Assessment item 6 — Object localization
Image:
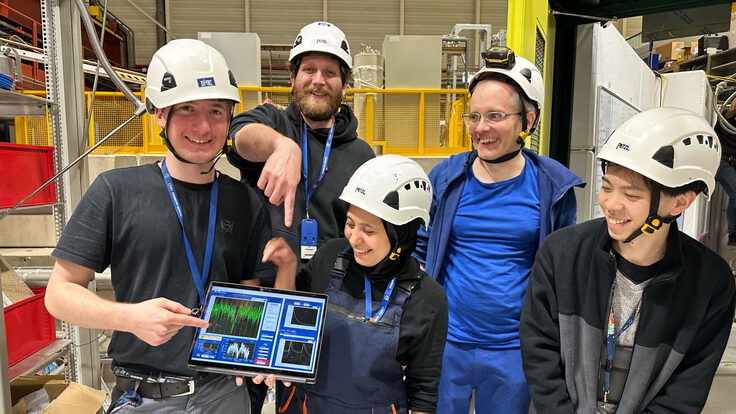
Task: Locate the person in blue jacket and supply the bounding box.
[414,46,584,413]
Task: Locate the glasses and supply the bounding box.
[462,111,522,126]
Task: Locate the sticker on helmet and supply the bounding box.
[197,77,216,87]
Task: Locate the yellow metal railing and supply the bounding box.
[16,87,472,157]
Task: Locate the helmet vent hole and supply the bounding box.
[404,184,411,191]
[228,71,237,87]
[683,137,691,146]
[707,136,713,148]
[383,191,399,210]
[341,40,349,53]
[414,180,420,188]
[652,145,675,169]
[161,72,177,91]
[520,68,532,82]
[697,135,704,144]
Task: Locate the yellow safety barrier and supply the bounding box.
[16,87,472,157]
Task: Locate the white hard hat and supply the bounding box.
[289,21,352,68]
[597,107,721,197]
[339,155,431,227]
[469,47,544,130]
[145,39,240,113]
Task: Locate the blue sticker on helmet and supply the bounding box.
[197,77,216,87]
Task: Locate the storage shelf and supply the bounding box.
[710,61,736,75]
[0,89,53,116]
[8,339,70,381]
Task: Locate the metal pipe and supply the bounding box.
[549,9,616,23]
[73,0,145,112]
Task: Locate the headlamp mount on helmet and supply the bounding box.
[481,47,516,70]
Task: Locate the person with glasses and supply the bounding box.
[414,47,583,413]
[520,107,735,413]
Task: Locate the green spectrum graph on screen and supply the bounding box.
[208,297,265,338]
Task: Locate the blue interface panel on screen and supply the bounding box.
[188,281,328,383]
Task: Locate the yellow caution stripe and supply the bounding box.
[116,71,147,83]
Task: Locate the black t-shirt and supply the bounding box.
[227,103,375,272]
[296,238,448,413]
[52,163,275,375]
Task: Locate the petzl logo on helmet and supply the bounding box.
[355,187,366,195]
[197,77,216,87]
[616,142,630,151]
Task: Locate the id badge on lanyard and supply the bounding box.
[300,122,334,260]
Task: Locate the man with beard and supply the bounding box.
[226,21,374,412]
[414,47,583,413]
[228,21,374,278]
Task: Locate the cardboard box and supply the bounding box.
[655,41,698,61]
[10,376,65,414]
[10,375,64,406]
[44,382,106,413]
[10,376,105,414]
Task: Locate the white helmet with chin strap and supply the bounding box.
[289,21,352,68]
[339,155,431,228]
[468,47,544,164]
[597,107,721,242]
[146,39,240,165]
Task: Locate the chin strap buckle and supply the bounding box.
[640,215,663,236]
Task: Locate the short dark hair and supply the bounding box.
[289,52,351,86]
[602,161,707,197]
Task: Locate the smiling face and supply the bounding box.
[344,205,391,267]
[291,54,346,126]
[469,79,531,162]
[155,100,229,164]
[598,165,654,243]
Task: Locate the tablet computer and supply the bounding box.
[188,281,328,384]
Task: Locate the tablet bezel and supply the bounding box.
[187,281,328,384]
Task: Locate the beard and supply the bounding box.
[292,85,343,122]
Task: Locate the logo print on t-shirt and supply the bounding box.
[221,220,233,234]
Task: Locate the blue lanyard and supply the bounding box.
[364,275,397,324]
[161,160,218,306]
[302,122,334,218]
[603,280,641,402]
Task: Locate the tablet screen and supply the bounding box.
[188,282,328,383]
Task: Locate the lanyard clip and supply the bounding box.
[191,306,203,317]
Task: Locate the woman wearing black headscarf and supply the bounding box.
[264,155,448,414]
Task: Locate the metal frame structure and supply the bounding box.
[0,1,101,410]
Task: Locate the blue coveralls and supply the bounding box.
[279,250,410,413]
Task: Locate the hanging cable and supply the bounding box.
[82,0,109,155]
[714,81,736,136]
[72,0,145,112]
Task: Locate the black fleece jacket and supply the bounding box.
[227,102,375,276]
[298,238,448,413]
[520,218,735,414]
